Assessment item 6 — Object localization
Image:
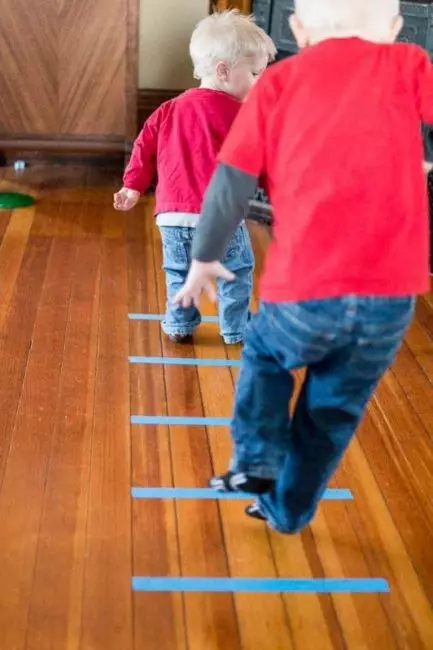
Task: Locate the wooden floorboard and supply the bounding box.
[0,165,432,649]
[24,238,101,650]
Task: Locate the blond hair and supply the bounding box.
[295,0,400,43]
[190,9,277,80]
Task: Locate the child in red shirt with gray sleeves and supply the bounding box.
[114,10,276,344]
[175,0,432,533]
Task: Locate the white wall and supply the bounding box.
[139,0,209,89]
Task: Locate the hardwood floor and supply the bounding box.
[0,164,432,649]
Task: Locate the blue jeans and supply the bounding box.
[229,296,415,533]
[159,224,254,343]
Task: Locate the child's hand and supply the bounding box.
[173,260,235,308]
[113,187,140,211]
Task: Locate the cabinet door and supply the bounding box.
[0,0,137,143]
[0,0,58,134]
[59,0,127,137]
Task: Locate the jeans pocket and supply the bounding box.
[361,297,415,338]
[223,225,254,268]
[224,227,244,260]
[262,303,337,367]
[159,227,193,270]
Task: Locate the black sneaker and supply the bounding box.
[167,333,193,344]
[209,471,274,495]
[245,502,267,521]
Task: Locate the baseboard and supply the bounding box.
[0,134,128,153]
[137,88,183,127]
[0,91,183,163]
[0,134,131,167]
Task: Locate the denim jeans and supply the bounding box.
[159,224,254,343]
[229,296,415,533]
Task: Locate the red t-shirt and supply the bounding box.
[124,88,241,215]
[219,38,433,302]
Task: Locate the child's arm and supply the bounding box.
[191,77,270,264]
[173,78,271,307]
[114,112,159,211]
[414,47,433,125]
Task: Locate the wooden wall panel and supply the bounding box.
[214,0,252,12]
[58,0,127,137]
[0,0,58,134]
[0,0,138,149]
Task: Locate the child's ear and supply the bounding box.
[289,14,309,49]
[216,61,230,81]
[390,15,404,42]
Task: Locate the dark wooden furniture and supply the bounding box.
[0,0,139,155]
[253,0,433,58]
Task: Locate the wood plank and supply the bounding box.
[151,222,243,650]
[24,239,101,650]
[415,298,433,338]
[128,208,187,650]
[155,276,294,650]
[372,375,433,521]
[405,318,433,356]
[0,237,74,650]
[79,235,133,650]
[0,208,35,329]
[339,438,433,649]
[392,344,433,437]
[269,524,345,650]
[0,210,12,240]
[0,233,49,491]
[356,406,433,604]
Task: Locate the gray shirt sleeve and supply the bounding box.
[191,163,258,262]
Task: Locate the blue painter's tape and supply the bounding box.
[131,416,230,426]
[128,313,219,323]
[128,356,241,367]
[132,577,389,593]
[131,486,353,500]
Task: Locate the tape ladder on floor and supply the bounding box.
[128,312,390,594]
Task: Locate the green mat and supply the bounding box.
[0,192,35,209]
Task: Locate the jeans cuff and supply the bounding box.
[222,334,244,345]
[161,320,200,336]
[229,458,278,480]
[257,496,316,535]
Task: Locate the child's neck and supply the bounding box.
[200,77,226,93]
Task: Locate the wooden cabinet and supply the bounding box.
[0,0,139,154]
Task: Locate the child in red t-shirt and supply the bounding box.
[114,10,276,344]
[175,0,431,533]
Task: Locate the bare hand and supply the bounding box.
[113,187,140,211]
[173,260,235,308]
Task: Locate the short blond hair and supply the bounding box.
[295,0,400,43]
[190,9,277,80]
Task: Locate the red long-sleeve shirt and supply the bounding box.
[123,88,241,215]
[217,39,432,301]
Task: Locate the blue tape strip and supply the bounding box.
[129,356,241,367]
[131,416,230,426]
[132,577,389,593]
[128,313,219,323]
[131,486,353,500]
